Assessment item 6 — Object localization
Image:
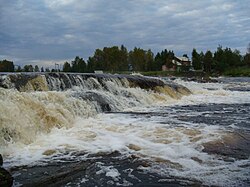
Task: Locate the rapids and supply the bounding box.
[0,73,190,148]
[0,73,249,186]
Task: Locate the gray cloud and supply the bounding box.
[0,0,249,67]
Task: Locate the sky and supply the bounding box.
[0,0,250,68]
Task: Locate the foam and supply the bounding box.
[172,79,250,105]
[1,78,250,186]
[96,162,121,181]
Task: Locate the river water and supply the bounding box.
[0,74,249,186]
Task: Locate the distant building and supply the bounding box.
[162,56,191,72]
[162,64,175,71]
[94,70,103,74]
[173,56,191,66]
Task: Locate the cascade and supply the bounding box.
[0,73,191,146]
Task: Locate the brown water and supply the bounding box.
[0,74,249,186]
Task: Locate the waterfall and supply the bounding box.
[0,73,191,146]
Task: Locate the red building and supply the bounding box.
[162,56,191,72]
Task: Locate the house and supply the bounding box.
[173,56,191,66]
[162,64,176,71]
[162,56,191,72]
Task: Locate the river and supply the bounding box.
[0,73,249,186]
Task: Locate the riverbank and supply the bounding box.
[106,66,250,78]
[223,67,250,77]
[143,67,250,77]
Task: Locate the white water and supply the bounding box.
[0,75,178,152]
[172,78,250,105]
[1,76,250,186]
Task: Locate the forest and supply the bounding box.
[1,44,250,76]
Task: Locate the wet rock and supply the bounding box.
[140,161,151,168]
[74,91,113,112]
[181,77,218,83]
[0,73,190,94]
[0,154,13,187]
[128,144,142,151]
[11,152,204,187]
[0,154,3,166]
[202,132,250,160]
[191,157,203,164]
[153,157,183,170]
[43,149,57,156]
[0,168,13,187]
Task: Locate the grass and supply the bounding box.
[223,67,250,77]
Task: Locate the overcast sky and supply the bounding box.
[0,0,249,68]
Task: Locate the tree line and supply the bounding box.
[62,44,250,74]
[0,60,50,73]
[62,46,179,73]
[1,44,250,74]
[192,45,250,74]
[63,45,156,73]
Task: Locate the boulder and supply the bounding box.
[0,168,13,187]
[0,154,3,166]
[0,154,13,187]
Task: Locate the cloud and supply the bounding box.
[0,0,249,67]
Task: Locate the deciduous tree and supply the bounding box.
[0,60,14,72]
[63,62,71,72]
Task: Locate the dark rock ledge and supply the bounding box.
[0,154,13,187]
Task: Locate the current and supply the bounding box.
[0,73,249,187]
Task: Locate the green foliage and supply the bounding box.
[63,62,71,72]
[192,49,202,70]
[213,46,242,72]
[89,45,129,72]
[34,65,40,72]
[129,47,150,71]
[243,53,250,67]
[192,45,246,75]
[86,45,154,72]
[154,49,175,70]
[243,43,250,67]
[183,54,188,58]
[23,65,34,72]
[223,67,250,76]
[2,44,250,76]
[204,50,213,73]
[86,57,95,72]
[71,56,86,73]
[63,57,87,73]
[16,66,22,72]
[0,60,14,72]
[103,46,123,71]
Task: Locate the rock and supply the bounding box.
[181,76,218,83]
[0,154,13,187]
[202,132,250,160]
[0,154,3,166]
[128,144,142,151]
[0,167,13,187]
[191,157,203,164]
[75,92,112,112]
[42,149,57,156]
[0,73,187,92]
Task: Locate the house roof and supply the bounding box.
[172,59,182,66]
[175,56,190,62]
